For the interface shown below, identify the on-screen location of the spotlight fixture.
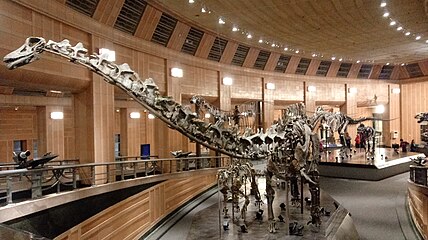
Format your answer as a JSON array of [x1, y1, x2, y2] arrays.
[[405, 32, 411, 36], [356, 60, 360, 63], [232, 26, 238, 32], [130, 112, 141, 119], [201, 7, 206, 13], [247, 34, 252, 39], [415, 36, 421, 40], [147, 113, 155, 119], [331, 56, 336, 60], [295, 50, 299, 53], [312, 53, 316, 57], [389, 21, 396, 26], [426, 40, 428, 43], [383, 12, 389, 17], [348, 87, 357, 94], [222, 77, 233, 86], [380, 2, 386, 7], [339, 58, 343, 61], [401, 63, 405, 66], [265, 82, 275, 90], [307, 85, 316, 92], [170, 67, 183, 78], [271, 43, 275, 47], [386, 62, 390, 65], [391, 88, 401, 94], [218, 18, 225, 24], [258, 39, 263, 43], [284, 47, 288, 51], [396, 26, 403, 31], [188, 0, 194, 3], [50, 112, 64, 120]]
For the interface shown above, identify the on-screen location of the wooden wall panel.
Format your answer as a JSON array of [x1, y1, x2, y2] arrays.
[[93, 0, 125, 26], [271, 79, 304, 102], [309, 82, 346, 103], [0, 108, 38, 163], [63, 106, 76, 159], [55, 171, 217, 240], [178, 64, 218, 97], [401, 81, 428, 143], [230, 74, 262, 100], [418, 60, 428, 76]]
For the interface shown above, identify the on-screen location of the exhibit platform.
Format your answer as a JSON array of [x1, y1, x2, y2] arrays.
[[319, 148, 426, 180]]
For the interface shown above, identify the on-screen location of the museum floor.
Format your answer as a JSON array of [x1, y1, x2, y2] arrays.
[[154, 171, 421, 240]]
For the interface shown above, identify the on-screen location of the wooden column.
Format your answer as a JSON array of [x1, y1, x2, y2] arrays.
[[303, 82, 316, 113], [340, 84, 358, 141], [120, 108, 142, 157], [37, 106, 65, 160], [383, 85, 401, 146], [262, 78, 275, 130]]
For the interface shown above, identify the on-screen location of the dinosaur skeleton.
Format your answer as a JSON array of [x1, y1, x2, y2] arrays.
[[4, 37, 324, 231], [415, 112, 428, 142]]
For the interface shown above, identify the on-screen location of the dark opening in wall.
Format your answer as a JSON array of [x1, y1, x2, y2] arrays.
[[253, 50, 271, 70], [181, 27, 204, 56], [358, 64, 372, 79], [231, 45, 250, 67], [66, 0, 100, 17], [114, 0, 147, 35], [207, 37, 228, 62], [295, 58, 311, 75], [274, 55, 291, 72], [316, 61, 331, 76]]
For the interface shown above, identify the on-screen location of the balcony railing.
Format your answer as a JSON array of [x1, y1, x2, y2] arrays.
[[409, 165, 428, 186], [0, 156, 229, 206]]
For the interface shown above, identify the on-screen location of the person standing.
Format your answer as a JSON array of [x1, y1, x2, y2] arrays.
[[355, 134, 361, 148]]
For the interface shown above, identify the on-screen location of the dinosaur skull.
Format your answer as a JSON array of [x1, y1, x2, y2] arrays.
[[3, 37, 46, 69]]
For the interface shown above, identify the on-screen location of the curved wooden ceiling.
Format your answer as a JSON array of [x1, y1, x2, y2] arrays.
[[153, 0, 428, 64]]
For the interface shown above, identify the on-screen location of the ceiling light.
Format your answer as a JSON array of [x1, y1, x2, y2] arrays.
[[386, 62, 390, 65], [415, 36, 421, 40], [265, 82, 276, 90], [232, 26, 238, 32], [295, 50, 299, 53], [130, 112, 141, 119], [356, 60, 360, 63], [189, 0, 194, 3], [116, 109, 120, 113], [201, 7, 206, 13], [284, 47, 288, 51], [383, 12, 389, 17], [170, 67, 183, 78], [204, 113, 211, 119], [426, 40, 428, 43], [339, 58, 343, 61], [389, 21, 396, 26], [331, 56, 336, 60], [50, 90, 62, 94], [380, 2, 387, 7], [222, 77, 233, 86], [400, 63, 405, 66], [405, 32, 411, 36], [148, 113, 155, 119], [271, 43, 275, 47], [218, 18, 225, 24], [247, 34, 252, 39], [312, 53, 316, 57], [258, 39, 263, 43], [396, 26, 403, 31], [50, 112, 64, 120]]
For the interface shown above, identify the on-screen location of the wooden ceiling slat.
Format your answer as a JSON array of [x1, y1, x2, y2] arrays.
[[368, 65, 383, 79], [326, 62, 341, 77], [347, 63, 362, 78], [93, 0, 125, 26], [263, 52, 281, 71], [167, 21, 190, 51], [305, 59, 321, 76], [242, 48, 260, 68], [389, 66, 401, 80], [285, 56, 301, 74], [134, 5, 162, 40], [194, 34, 216, 59], [219, 41, 239, 64]]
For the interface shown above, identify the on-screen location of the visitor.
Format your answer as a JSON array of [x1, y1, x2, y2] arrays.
[[410, 139, 417, 152], [344, 132, 351, 148], [400, 139, 409, 152], [355, 134, 361, 148]]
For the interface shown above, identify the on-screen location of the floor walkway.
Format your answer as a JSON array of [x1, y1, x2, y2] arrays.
[[152, 172, 421, 240], [320, 172, 421, 240]]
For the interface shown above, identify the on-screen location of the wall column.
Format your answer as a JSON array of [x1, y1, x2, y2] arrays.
[[262, 78, 275, 130], [341, 84, 358, 140], [120, 108, 142, 157], [304, 82, 316, 113], [37, 106, 65, 160], [383, 85, 401, 146]]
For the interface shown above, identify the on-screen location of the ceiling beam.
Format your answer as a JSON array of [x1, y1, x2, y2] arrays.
[[167, 21, 190, 51], [93, 0, 125, 26], [134, 5, 162, 40]]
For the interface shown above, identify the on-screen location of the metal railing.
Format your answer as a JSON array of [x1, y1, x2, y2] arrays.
[[0, 156, 229, 206], [410, 165, 428, 186]]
